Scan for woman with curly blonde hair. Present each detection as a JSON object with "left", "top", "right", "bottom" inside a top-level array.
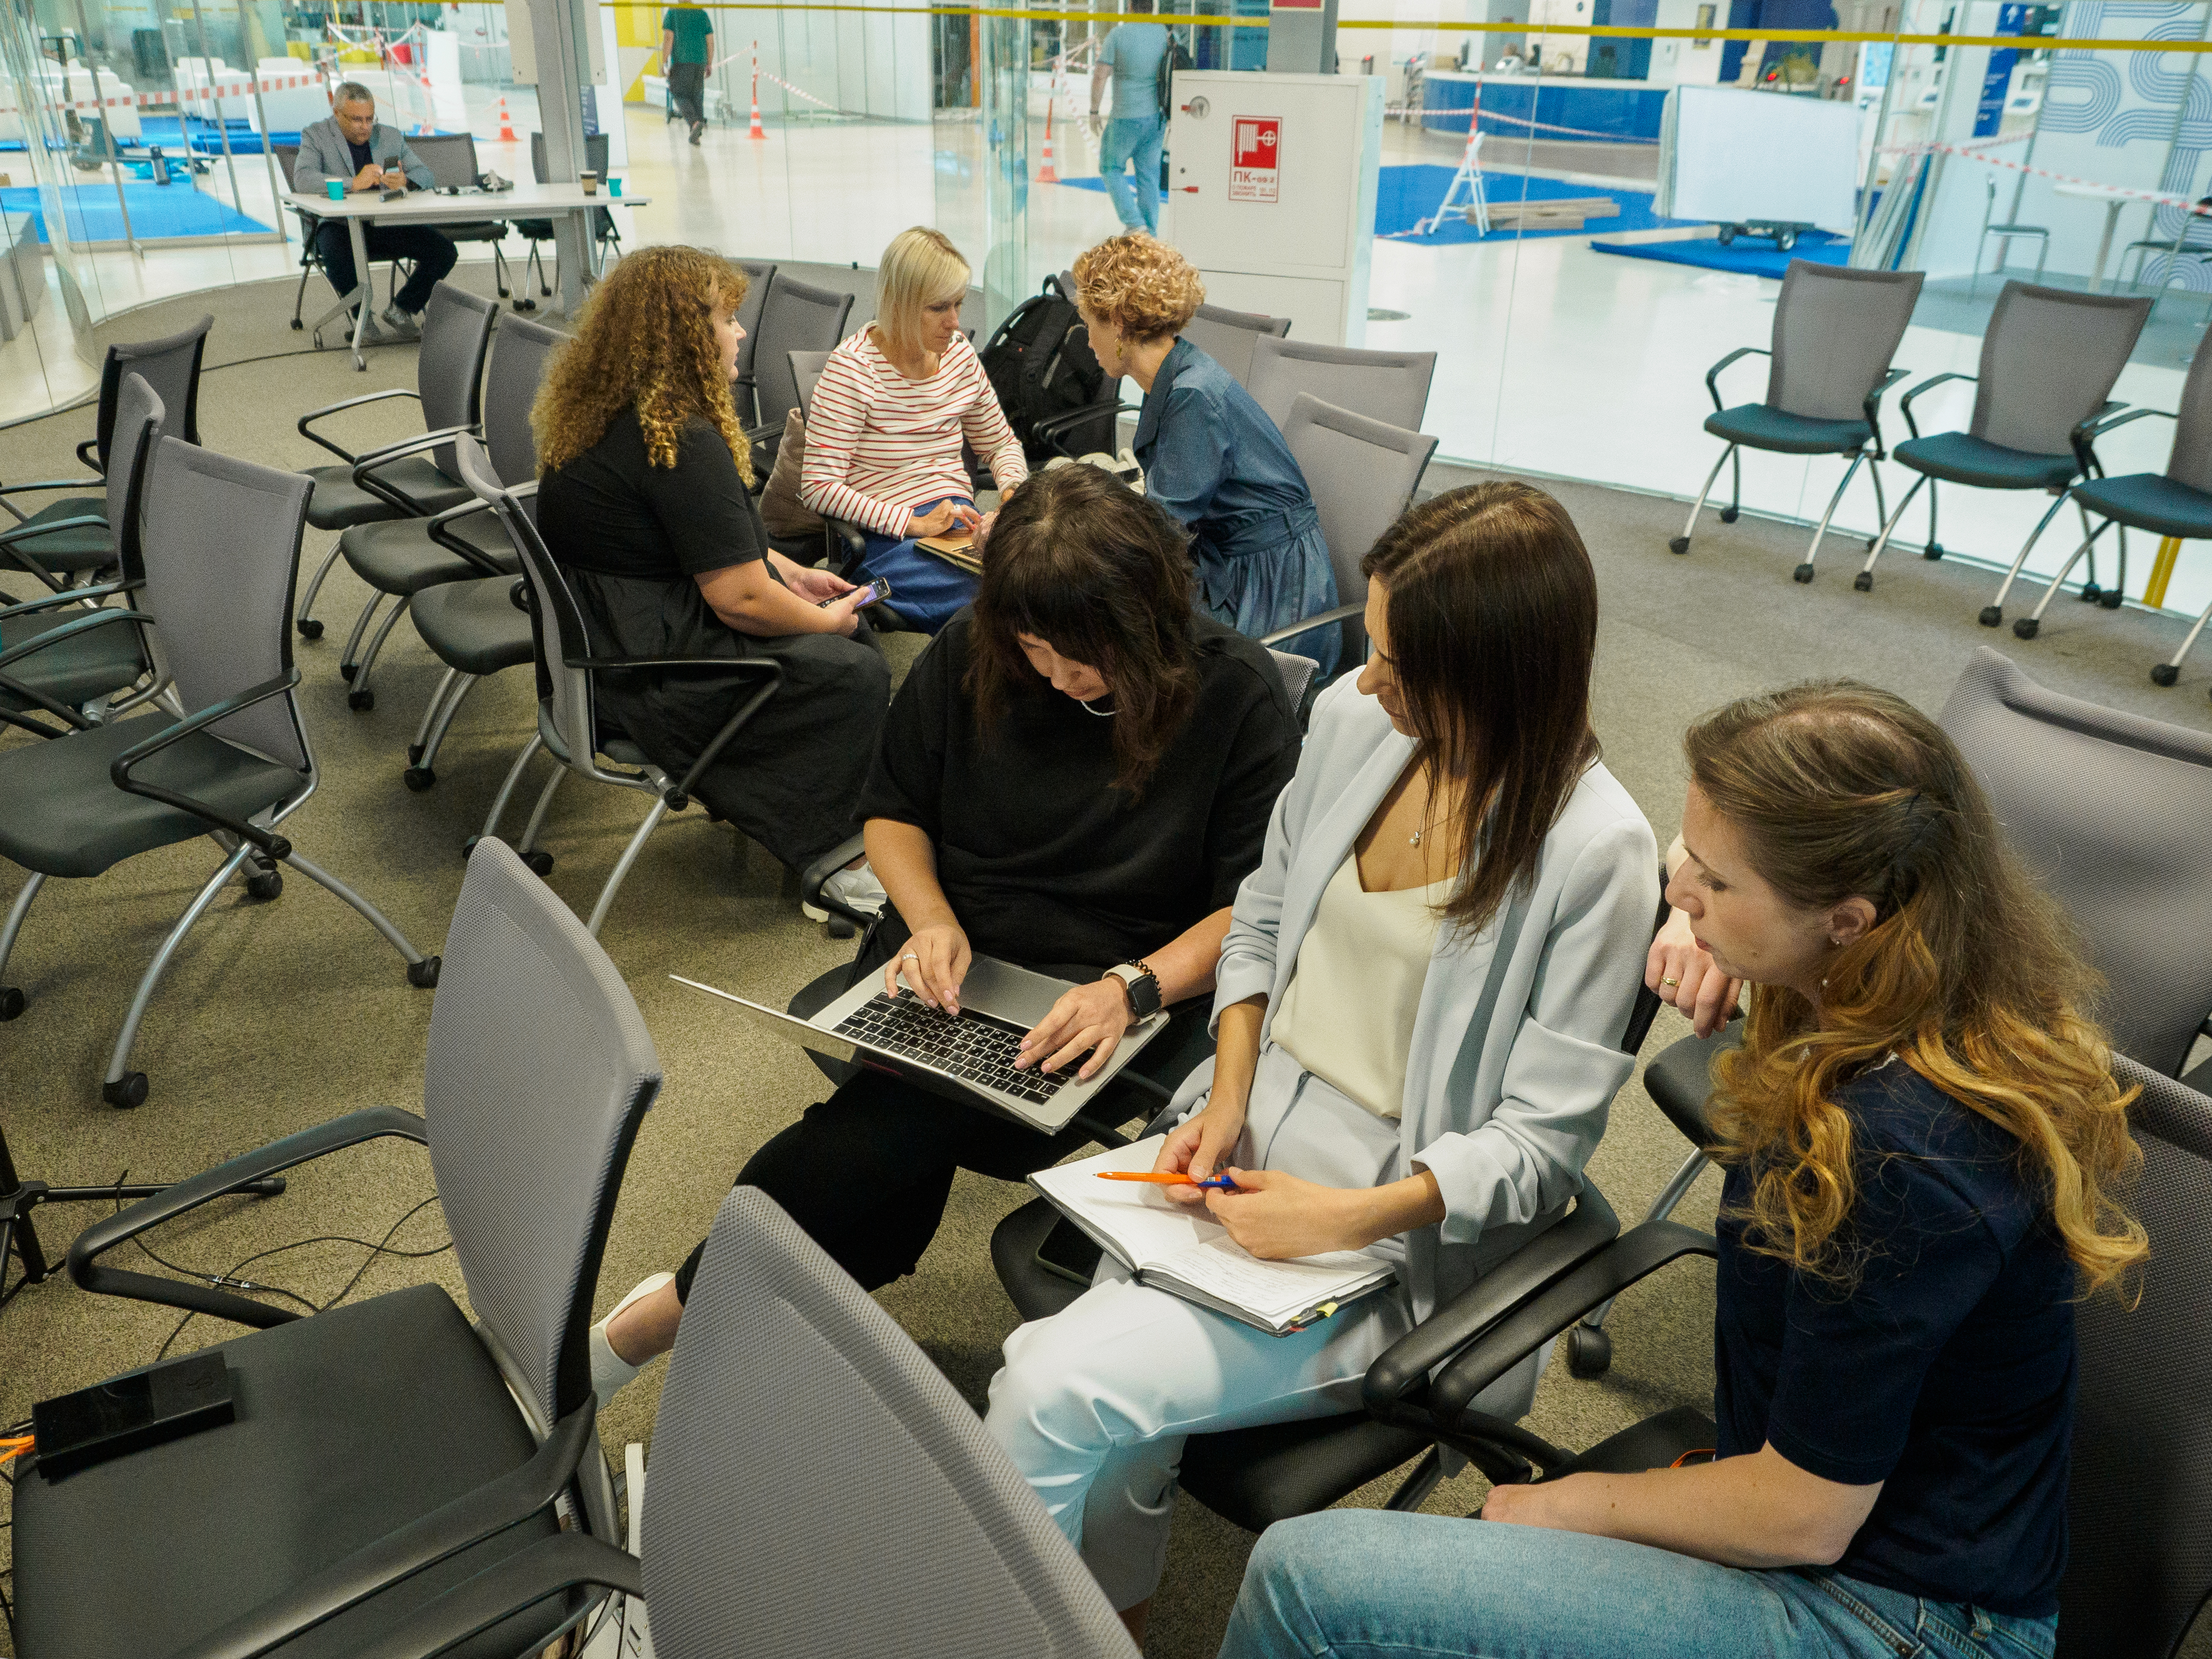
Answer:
[
  {"left": 533, "top": 245, "right": 890, "bottom": 911},
  {"left": 1217, "top": 680, "right": 2147, "bottom": 1659},
  {"left": 1072, "top": 232, "right": 1339, "bottom": 674}
]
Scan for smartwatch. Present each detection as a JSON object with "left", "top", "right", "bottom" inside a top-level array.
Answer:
[{"left": 1105, "top": 960, "right": 1162, "bottom": 1020}]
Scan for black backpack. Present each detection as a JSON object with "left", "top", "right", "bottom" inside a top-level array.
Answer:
[
  {"left": 1156, "top": 31, "right": 1192, "bottom": 120},
  {"left": 980, "top": 275, "right": 1116, "bottom": 463}
]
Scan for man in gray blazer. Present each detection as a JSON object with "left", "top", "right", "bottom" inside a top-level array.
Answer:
[{"left": 291, "top": 82, "right": 456, "bottom": 336}]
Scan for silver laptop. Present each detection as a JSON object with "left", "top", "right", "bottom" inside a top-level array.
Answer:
[{"left": 672, "top": 956, "right": 1170, "bottom": 1133}]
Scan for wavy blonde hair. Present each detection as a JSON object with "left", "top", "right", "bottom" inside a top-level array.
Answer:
[
  {"left": 532, "top": 244, "right": 752, "bottom": 484},
  {"left": 1690, "top": 682, "right": 2147, "bottom": 1299},
  {"left": 1072, "top": 232, "right": 1205, "bottom": 343},
  {"left": 877, "top": 227, "right": 970, "bottom": 358}
]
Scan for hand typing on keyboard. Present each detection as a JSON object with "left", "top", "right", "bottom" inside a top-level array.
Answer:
[
  {"left": 833, "top": 991, "right": 1070, "bottom": 1105},
  {"left": 1015, "top": 977, "right": 1135, "bottom": 1082}
]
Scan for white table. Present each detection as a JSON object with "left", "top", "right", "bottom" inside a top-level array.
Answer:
[
  {"left": 283, "top": 181, "right": 651, "bottom": 369},
  {"left": 2054, "top": 181, "right": 2149, "bottom": 294}
]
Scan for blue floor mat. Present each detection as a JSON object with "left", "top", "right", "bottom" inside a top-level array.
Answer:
[
  {"left": 1589, "top": 228, "right": 1851, "bottom": 278},
  {"left": 0, "top": 182, "right": 270, "bottom": 242}
]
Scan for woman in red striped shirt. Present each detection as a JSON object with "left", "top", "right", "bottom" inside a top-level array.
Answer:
[{"left": 800, "top": 227, "right": 1029, "bottom": 632}]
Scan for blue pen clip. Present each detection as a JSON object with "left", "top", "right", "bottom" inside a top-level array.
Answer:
[{"left": 1192, "top": 1173, "right": 1241, "bottom": 1192}]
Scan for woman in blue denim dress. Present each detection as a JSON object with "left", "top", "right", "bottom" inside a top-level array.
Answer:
[{"left": 1071, "top": 234, "right": 1340, "bottom": 677}]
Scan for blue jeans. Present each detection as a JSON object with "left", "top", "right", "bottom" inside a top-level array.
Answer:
[
  {"left": 855, "top": 495, "right": 976, "bottom": 634},
  {"left": 1101, "top": 113, "right": 1165, "bottom": 233},
  {"left": 1219, "top": 1510, "right": 2059, "bottom": 1659}
]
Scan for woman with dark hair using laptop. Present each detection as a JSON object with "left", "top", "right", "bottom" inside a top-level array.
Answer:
[
  {"left": 984, "top": 482, "right": 1660, "bottom": 1647},
  {"left": 587, "top": 462, "right": 1302, "bottom": 1398}
]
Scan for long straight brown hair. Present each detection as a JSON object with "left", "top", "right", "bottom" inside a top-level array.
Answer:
[{"left": 1363, "top": 481, "right": 1600, "bottom": 938}]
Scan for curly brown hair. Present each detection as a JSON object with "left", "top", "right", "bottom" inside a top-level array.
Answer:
[
  {"left": 1071, "top": 232, "right": 1205, "bottom": 344},
  {"left": 531, "top": 244, "right": 753, "bottom": 483}
]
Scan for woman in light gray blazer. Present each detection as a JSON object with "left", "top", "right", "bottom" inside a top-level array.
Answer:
[{"left": 984, "top": 482, "right": 1659, "bottom": 1642}]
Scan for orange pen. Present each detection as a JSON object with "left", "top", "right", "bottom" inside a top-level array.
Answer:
[{"left": 1097, "top": 1171, "right": 1242, "bottom": 1191}]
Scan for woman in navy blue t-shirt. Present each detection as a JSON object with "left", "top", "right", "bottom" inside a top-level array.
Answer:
[{"left": 1217, "top": 680, "right": 2146, "bottom": 1659}]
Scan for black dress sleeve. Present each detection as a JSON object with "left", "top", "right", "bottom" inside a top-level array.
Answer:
[
  {"left": 1200, "top": 657, "right": 1301, "bottom": 911},
  {"left": 636, "top": 418, "right": 769, "bottom": 578},
  {"left": 856, "top": 616, "right": 962, "bottom": 840}
]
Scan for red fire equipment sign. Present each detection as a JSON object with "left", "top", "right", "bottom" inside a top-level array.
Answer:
[{"left": 1230, "top": 116, "right": 1280, "bottom": 203}]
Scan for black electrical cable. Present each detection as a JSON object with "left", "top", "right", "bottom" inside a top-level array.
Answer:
[
  {"left": 0, "top": 342, "right": 408, "bottom": 435},
  {"left": 109, "top": 1171, "right": 318, "bottom": 1312}
]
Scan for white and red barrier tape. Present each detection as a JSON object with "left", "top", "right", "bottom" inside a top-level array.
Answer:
[
  {"left": 0, "top": 67, "right": 333, "bottom": 118},
  {"left": 1883, "top": 133, "right": 2212, "bottom": 213}
]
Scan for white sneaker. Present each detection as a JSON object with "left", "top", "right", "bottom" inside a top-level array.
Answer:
[
  {"left": 588, "top": 1271, "right": 674, "bottom": 1406},
  {"left": 802, "top": 860, "right": 885, "bottom": 923}
]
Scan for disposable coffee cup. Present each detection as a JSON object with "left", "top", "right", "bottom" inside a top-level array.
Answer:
[
  {"left": 607, "top": 176, "right": 622, "bottom": 198},
  {"left": 579, "top": 170, "right": 598, "bottom": 196},
  {"left": 324, "top": 178, "right": 345, "bottom": 201}
]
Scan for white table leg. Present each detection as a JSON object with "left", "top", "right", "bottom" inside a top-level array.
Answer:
[
  {"left": 348, "top": 215, "right": 374, "bottom": 370},
  {"left": 2088, "top": 199, "right": 2124, "bottom": 294}
]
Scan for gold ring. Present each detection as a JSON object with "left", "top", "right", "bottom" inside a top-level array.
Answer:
[{"left": 1660, "top": 975, "right": 1680, "bottom": 988}]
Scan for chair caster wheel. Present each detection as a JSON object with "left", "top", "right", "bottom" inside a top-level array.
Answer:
[
  {"left": 290, "top": 318, "right": 304, "bottom": 331},
  {"left": 407, "top": 955, "right": 442, "bottom": 988},
  {"left": 2152, "top": 663, "right": 2180, "bottom": 687},
  {"left": 1853, "top": 571, "right": 1873, "bottom": 592},
  {"left": 1565, "top": 1324, "right": 1613, "bottom": 1378},
  {"left": 103, "top": 1072, "right": 149, "bottom": 1109},
  {"left": 2100, "top": 590, "right": 2124, "bottom": 611},
  {"left": 1667, "top": 536, "right": 1690, "bottom": 555},
  {"left": 2012, "top": 617, "right": 2040, "bottom": 640},
  {"left": 826, "top": 915, "right": 858, "bottom": 940},
  {"left": 1978, "top": 606, "right": 2003, "bottom": 628},
  {"left": 246, "top": 870, "right": 283, "bottom": 901},
  {"left": 348, "top": 689, "right": 375, "bottom": 711},
  {"left": 338, "top": 662, "right": 356, "bottom": 681},
  {"left": 296, "top": 618, "right": 323, "bottom": 640},
  {"left": 1793, "top": 563, "right": 1815, "bottom": 584},
  {"left": 0, "top": 986, "right": 22, "bottom": 1022},
  {"left": 522, "top": 849, "right": 554, "bottom": 877},
  {"left": 2077, "top": 583, "right": 2102, "bottom": 605},
  {"left": 1923, "top": 543, "right": 1944, "bottom": 561},
  {"left": 1718, "top": 508, "right": 1739, "bottom": 524},
  {"left": 403, "top": 766, "right": 436, "bottom": 792}
]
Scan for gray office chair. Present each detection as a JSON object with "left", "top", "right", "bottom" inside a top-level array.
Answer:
[
  {"left": 516, "top": 132, "right": 618, "bottom": 311},
  {"left": 407, "top": 131, "right": 513, "bottom": 301},
  {"left": 1673, "top": 262, "right": 1922, "bottom": 582},
  {"left": 791, "top": 346, "right": 832, "bottom": 418},
  {"left": 0, "top": 374, "right": 172, "bottom": 748},
  {"left": 1568, "top": 645, "right": 2212, "bottom": 1376},
  {"left": 0, "top": 313, "right": 211, "bottom": 582},
  {"left": 1180, "top": 301, "right": 1292, "bottom": 388},
  {"left": 330, "top": 1187, "right": 1137, "bottom": 1659},
  {"left": 293, "top": 283, "right": 499, "bottom": 640},
  {"left": 741, "top": 276, "right": 854, "bottom": 467},
  {"left": 456, "top": 437, "right": 782, "bottom": 933},
  {"left": 1258, "top": 392, "right": 1440, "bottom": 671},
  {"left": 10, "top": 840, "right": 656, "bottom": 1658},
  {"left": 735, "top": 260, "right": 775, "bottom": 386},
  {"left": 275, "top": 142, "right": 335, "bottom": 332},
  {"left": 1265, "top": 646, "right": 1319, "bottom": 712},
  {"left": 2120, "top": 201, "right": 2212, "bottom": 318},
  {"left": 1973, "top": 175, "right": 2048, "bottom": 294},
  {"left": 1247, "top": 336, "right": 1437, "bottom": 434},
  {"left": 0, "top": 438, "right": 439, "bottom": 1108},
  {"left": 1430, "top": 1055, "right": 2212, "bottom": 1659},
  {"left": 1860, "top": 282, "right": 2151, "bottom": 606},
  {"left": 2004, "top": 336, "right": 2212, "bottom": 685},
  {"left": 333, "top": 313, "right": 565, "bottom": 714}
]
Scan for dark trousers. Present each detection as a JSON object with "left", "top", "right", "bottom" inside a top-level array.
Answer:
[
  {"left": 668, "top": 61, "right": 707, "bottom": 127},
  {"left": 674, "top": 953, "right": 1219, "bottom": 1298},
  {"left": 316, "top": 221, "right": 458, "bottom": 315}
]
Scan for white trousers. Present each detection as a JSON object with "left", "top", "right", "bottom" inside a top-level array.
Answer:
[{"left": 983, "top": 1048, "right": 1546, "bottom": 1610}]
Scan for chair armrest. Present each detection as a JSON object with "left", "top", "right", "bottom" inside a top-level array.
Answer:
[
  {"left": 0, "top": 579, "right": 131, "bottom": 620},
  {"left": 68, "top": 1106, "right": 427, "bottom": 1328},
  {"left": 1863, "top": 368, "right": 1909, "bottom": 459},
  {"left": 0, "top": 512, "right": 107, "bottom": 551},
  {"left": 109, "top": 670, "right": 303, "bottom": 860},
  {"left": 1033, "top": 399, "right": 1139, "bottom": 442},
  {"left": 800, "top": 832, "right": 870, "bottom": 924},
  {"left": 350, "top": 427, "right": 480, "bottom": 517},
  {"left": 75, "top": 438, "right": 103, "bottom": 473},
  {"left": 2070, "top": 401, "right": 2148, "bottom": 478},
  {"left": 1360, "top": 1183, "right": 1620, "bottom": 1414},
  {"left": 1704, "top": 346, "right": 1768, "bottom": 414},
  {"left": 163, "top": 1403, "right": 599, "bottom": 1659},
  {"left": 297, "top": 388, "right": 425, "bottom": 465},
  {"left": 559, "top": 654, "right": 781, "bottom": 808},
  {"left": 424, "top": 498, "right": 509, "bottom": 577},
  {"left": 823, "top": 518, "right": 869, "bottom": 578},
  {"left": 313, "top": 1532, "right": 643, "bottom": 1659},
  {"left": 1258, "top": 600, "right": 1364, "bottom": 649},
  {"left": 0, "top": 476, "right": 106, "bottom": 499},
  {"left": 1898, "top": 371, "right": 1976, "bottom": 441}
]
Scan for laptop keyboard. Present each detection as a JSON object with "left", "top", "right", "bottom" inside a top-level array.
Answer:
[{"left": 831, "top": 990, "right": 1070, "bottom": 1106}]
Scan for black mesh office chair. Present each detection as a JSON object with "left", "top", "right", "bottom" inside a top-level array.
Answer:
[
  {"left": 739, "top": 276, "right": 854, "bottom": 472},
  {"left": 407, "top": 132, "right": 513, "bottom": 302},
  {"left": 515, "top": 133, "right": 618, "bottom": 312}
]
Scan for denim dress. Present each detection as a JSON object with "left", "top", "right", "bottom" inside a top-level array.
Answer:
[{"left": 1134, "top": 338, "right": 1341, "bottom": 678}]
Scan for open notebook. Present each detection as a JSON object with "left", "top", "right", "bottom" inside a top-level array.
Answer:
[{"left": 1030, "top": 1136, "right": 1398, "bottom": 1337}]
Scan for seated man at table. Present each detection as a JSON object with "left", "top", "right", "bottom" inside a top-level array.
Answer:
[{"left": 291, "top": 81, "right": 457, "bottom": 339}]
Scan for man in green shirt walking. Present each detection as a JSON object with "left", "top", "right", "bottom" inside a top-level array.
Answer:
[{"left": 662, "top": 4, "right": 714, "bottom": 144}]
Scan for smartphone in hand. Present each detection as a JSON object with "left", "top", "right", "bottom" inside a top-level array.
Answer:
[{"left": 821, "top": 577, "right": 893, "bottom": 609}]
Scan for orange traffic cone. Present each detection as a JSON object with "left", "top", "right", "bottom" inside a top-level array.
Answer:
[
  {"left": 494, "top": 95, "right": 517, "bottom": 143},
  {"left": 748, "top": 44, "right": 767, "bottom": 140},
  {"left": 1035, "top": 100, "right": 1060, "bottom": 183}
]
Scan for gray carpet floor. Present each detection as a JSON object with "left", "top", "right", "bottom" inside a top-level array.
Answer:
[{"left": 3, "top": 273, "right": 2208, "bottom": 1658}]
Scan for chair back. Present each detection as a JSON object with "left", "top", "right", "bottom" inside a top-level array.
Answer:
[
  {"left": 753, "top": 277, "right": 854, "bottom": 431},
  {"left": 1936, "top": 647, "right": 2212, "bottom": 1078},
  {"left": 790, "top": 348, "right": 831, "bottom": 419},
  {"left": 1971, "top": 283, "right": 2151, "bottom": 456},
  {"left": 137, "top": 437, "right": 311, "bottom": 772},
  {"left": 456, "top": 436, "right": 597, "bottom": 770},
  {"left": 736, "top": 261, "right": 775, "bottom": 385},
  {"left": 106, "top": 372, "right": 165, "bottom": 583},
  {"left": 93, "top": 313, "right": 211, "bottom": 467},
  {"left": 1248, "top": 337, "right": 1437, "bottom": 433},
  {"left": 425, "top": 838, "right": 662, "bottom": 1429},
  {"left": 409, "top": 131, "right": 480, "bottom": 190},
  {"left": 484, "top": 314, "right": 568, "bottom": 489},
  {"left": 1266, "top": 647, "right": 1318, "bottom": 710},
  {"left": 1281, "top": 392, "right": 1439, "bottom": 665},
  {"left": 1181, "top": 302, "right": 1292, "bottom": 389},
  {"left": 1764, "top": 261, "right": 1922, "bottom": 424},
  {"left": 416, "top": 283, "right": 498, "bottom": 482},
  {"left": 2057, "top": 1056, "right": 2212, "bottom": 1659},
  {"left": 528, "top": 130, "right": 609, "bottom": 186},
  {"left": 642, "top": 1188, "right": 1137, "bottom": 1659},
  {"left": 2164, "top": 336, "right": 2212, "bottom": 496}
]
